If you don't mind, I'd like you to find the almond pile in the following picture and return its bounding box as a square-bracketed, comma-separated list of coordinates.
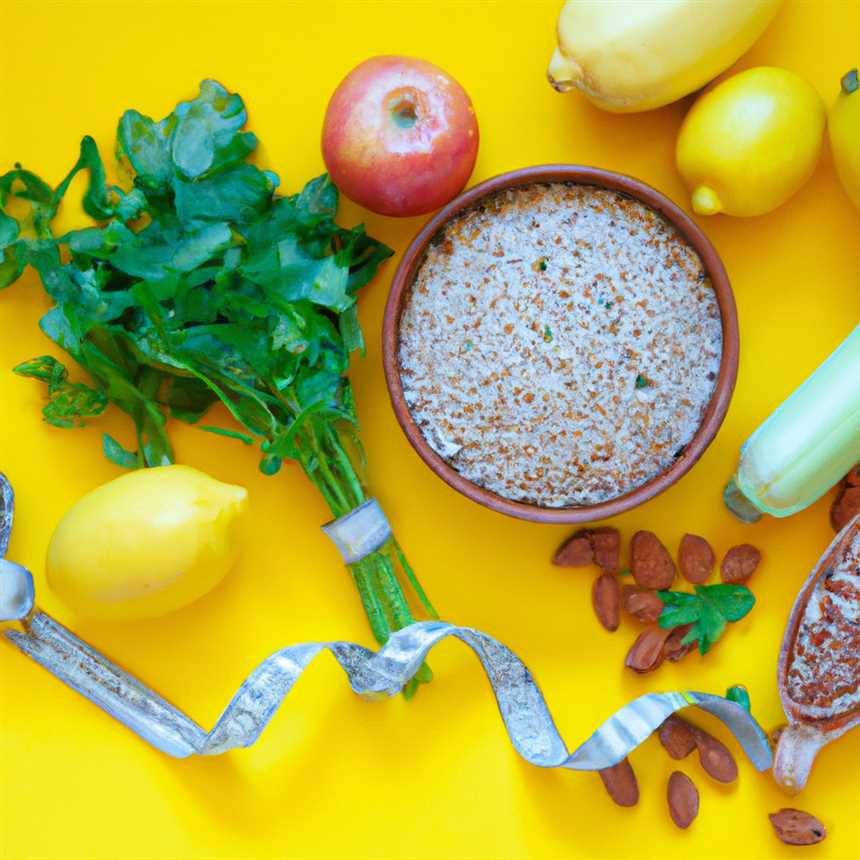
[596, 713, 827, 842]
[555, 528, 827, 843]
[597, 712, 739, 830]
[830, 462, 860, 532]
[553, 526, 761, 672]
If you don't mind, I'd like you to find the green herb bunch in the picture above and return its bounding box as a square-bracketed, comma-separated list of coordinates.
[0, 81, 437, 694]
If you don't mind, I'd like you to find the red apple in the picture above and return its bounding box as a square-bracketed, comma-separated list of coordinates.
[322, 55, 479, 217]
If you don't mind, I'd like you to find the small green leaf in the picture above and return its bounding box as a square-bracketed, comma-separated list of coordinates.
[726, 685, 751, 712]
[260, 454, 282, 475]
[197, 424, 255, 444]
[0, 211, 19, 248]
[117, 109, 172, 188]
[13, 355, 68, 388]
[338, 304, 365, 356]
[102, 433, 141, 469]
[697, 583, 756, 622]
[170, 80, 255, 178]
[15, 356, 106, 428]
[658, 583, 755, 656]
[694, 599, 726, 654]
[657, 591, 701, 628]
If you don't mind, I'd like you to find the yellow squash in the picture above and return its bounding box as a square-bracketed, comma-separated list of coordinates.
[829, 68, 860, 211]
[676, 67, 825, 217]
[547, 0, 783, 113]
[47, 465, 248, 621]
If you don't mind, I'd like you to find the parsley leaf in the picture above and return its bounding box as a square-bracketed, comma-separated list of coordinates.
[1, 81, 393, 475]
[657, 583, 755, 655]
[14, 356, 107, 428]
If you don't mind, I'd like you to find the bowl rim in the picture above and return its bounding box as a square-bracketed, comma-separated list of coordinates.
[381, 164, 740, 524]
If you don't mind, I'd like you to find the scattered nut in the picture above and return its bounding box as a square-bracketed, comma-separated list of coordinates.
[831, 485, 860, 532]
[621, 586, 664, 624]
[769, 809, 827, 845]
[630, 531, 676, 589]
[664, 623, 695, 662]
[552, 534, 593, 567]
[678, 533, 714, 584]
[690, 727, 738, 783]
[667, 771, 699, 829]
[590, 527, 621, 574]
[658, 715, 697, 760]
[846, 464, 860, 486]
[592, 573, 621, 632]
[720, 544, 761, 584]
[598, 758, 639, 807]
[624, 626, 672, 674]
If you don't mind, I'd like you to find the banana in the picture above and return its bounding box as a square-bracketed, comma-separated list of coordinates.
[548, 0, 784, 113]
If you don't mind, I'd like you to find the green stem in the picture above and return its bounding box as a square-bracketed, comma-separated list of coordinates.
[326, 424, 365, 508]
[394, 539, 438, 619]
[348, 557, 390, 646]
[293, 420, 437, 696]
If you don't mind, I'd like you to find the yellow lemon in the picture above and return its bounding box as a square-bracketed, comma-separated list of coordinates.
[829, 68, 860, 211]
[47, 465, 248, 621]
[676, 67, 825, 216]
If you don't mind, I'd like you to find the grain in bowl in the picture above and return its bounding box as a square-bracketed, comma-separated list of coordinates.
[395, 180, 724, 509]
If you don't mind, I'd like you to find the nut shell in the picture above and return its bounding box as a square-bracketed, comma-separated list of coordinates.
[598, 758, 639, 807]
[720, 544, 761, 583]
[678, 533, 715, 584]
[630, 531, 676, 589]
[769, 809, 827, 845]
[667, 771, 699, 829]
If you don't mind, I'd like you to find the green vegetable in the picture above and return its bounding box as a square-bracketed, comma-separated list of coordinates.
[1, 80, 437, 695]
[657, 583, 755, 654]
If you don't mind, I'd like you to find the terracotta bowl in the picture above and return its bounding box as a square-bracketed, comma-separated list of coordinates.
[382, 165, 739, 524]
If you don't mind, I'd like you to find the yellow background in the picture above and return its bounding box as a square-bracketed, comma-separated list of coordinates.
[1, 1, 859, 858]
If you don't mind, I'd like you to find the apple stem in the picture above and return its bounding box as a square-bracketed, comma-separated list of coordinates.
[390, 97, 418, 129]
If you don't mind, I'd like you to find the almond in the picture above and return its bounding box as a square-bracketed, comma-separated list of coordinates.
[624, 626, 672, 674]
[690, 726, 738, 783]
[831, 485, 860, 532]
[552, 534, 593, 567]
[667, 771, 699, 829]
[598, 758, 639, 807]
[658, 715, 697, 760]
[592, 573, 621, 631]
[622, 588, 664, 624]
[769, 809, 827, 845]
[589, 527, 621, 574]
[630, 531, 675, 589]
[846, 464, 860, 486]
[664, 623, 695, 662]
[678, 533, 714, 584]
[720, 544, 761, 584]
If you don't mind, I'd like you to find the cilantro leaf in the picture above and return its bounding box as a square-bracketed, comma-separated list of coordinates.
[1, 80, 392, 480]
[14, 355, 107, 428]
[697, 582, 756, 622]
[658, 583, 755, 655]
[655, 590, 700, 627]
[117, 109, 172, 189]
[102, 433, 141, 469]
